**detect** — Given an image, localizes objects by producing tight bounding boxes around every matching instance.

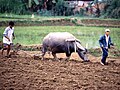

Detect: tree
[54,0,65,16]
[102,0,120,18]
[0,0,29,14]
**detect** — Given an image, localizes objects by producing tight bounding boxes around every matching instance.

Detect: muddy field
[0,50,120,90]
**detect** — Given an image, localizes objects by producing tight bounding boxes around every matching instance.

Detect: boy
[99,29,114,65]
[2,21,15,58]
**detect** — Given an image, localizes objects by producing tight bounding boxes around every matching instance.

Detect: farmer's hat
[105,29,110,32]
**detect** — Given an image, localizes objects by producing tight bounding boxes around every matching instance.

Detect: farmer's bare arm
[13,33,15,39]
[5,36,10,41]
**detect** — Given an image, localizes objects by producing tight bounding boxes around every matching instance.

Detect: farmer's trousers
[101,48,108,64]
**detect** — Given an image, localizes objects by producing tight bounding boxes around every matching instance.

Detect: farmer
[99,29,114,65]
[1,21,15,58]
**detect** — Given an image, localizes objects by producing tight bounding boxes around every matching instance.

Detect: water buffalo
[41,32,89,61]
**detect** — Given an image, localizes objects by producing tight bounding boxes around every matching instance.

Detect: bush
[79,8,85,16]
[54,0,65,16]
[0,0,29,15]
[102,0,120,19]
[38,9,52,16]
[110,8,120,19]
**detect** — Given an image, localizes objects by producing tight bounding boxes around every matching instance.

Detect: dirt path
[0,51,120,90]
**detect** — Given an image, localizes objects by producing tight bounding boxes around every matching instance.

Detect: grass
[0,14,120,21]
[0,14,71,21]
[0,26,120,49]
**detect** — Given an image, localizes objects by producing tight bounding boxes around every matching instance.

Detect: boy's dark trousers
[101,47,108,64]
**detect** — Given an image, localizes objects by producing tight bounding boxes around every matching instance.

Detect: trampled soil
[0,51,120,90]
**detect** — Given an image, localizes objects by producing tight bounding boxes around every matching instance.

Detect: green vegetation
[0,14,72,21]
[0,0,28,15]
[102,0,120,19]
[0,0,120,19]
[0,26,120,49]
[0,14,119,22]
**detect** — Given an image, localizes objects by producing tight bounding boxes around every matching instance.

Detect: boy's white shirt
[3,26,14,45]
[105,34,109,47]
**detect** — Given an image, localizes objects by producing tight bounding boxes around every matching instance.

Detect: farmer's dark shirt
[99,35,113,48]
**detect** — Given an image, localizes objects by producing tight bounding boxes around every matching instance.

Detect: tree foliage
[102,0,120,18]
[0,0,29,14]
[0,0,119,18]
[54,0,65,16]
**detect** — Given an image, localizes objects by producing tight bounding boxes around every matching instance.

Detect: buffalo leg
[66,56,70,60]
[52,52,59,60]
[41,52,46,60]
[41,47,47,60]
[66,53,71,61]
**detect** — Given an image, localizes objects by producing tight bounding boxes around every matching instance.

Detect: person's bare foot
[5,55,11,58]
[1,50,3,55]
[100,62,105,65]
[1,51,4,57]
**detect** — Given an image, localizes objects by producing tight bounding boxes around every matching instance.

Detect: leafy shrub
[0,0,30,15]
[102,0,120,19]
[79,8,85,16]
[38,9,52,16]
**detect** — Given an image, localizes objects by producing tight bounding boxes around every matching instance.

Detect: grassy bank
[0,26,120,49]
[0,16,120,28]
[0,14,120,21]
